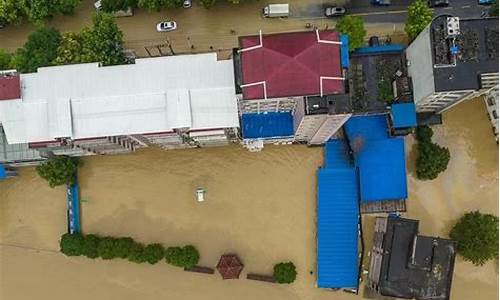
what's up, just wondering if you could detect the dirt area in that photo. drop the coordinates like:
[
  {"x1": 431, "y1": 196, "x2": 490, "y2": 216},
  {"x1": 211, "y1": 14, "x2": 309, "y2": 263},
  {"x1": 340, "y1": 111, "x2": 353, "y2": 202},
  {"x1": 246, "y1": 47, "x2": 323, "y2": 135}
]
[
  {"x1": 0, "y1": 0, "x2": 404, "y2": 57},
  {"x1": 0, "y1": 98, "x2": 498, "y2": 300}
]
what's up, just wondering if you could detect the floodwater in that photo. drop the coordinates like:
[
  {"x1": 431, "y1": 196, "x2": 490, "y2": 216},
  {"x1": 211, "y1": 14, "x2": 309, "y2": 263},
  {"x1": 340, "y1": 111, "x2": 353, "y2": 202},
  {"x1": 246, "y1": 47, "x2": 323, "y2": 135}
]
[
  {"x1": 0, "y1": 99, "x2": 498, "y2": 300},
  {"x1": 0, "y1": 0, "x2": 404, "y2": 57}
]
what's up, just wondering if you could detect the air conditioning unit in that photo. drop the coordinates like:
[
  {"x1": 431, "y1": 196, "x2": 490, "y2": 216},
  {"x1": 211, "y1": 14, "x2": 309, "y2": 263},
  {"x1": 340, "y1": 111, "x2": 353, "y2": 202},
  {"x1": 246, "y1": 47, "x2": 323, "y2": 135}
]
[{"x1": 446, "y1": 17, "x2": 460, "y2": 37}]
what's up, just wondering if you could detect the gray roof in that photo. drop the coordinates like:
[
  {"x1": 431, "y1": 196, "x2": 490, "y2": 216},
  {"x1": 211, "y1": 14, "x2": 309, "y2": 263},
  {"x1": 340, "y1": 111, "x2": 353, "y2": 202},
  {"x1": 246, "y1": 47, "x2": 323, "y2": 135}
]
[{"x1": 431, "y1": 16, "x2": 499, "y2": 92}]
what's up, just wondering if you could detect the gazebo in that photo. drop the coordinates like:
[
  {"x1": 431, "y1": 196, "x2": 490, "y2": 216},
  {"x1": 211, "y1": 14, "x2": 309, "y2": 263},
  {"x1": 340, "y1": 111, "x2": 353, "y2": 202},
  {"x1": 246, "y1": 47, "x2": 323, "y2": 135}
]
[{"x1": 216, "y1": 254, "x2": 244, "y2": 279}]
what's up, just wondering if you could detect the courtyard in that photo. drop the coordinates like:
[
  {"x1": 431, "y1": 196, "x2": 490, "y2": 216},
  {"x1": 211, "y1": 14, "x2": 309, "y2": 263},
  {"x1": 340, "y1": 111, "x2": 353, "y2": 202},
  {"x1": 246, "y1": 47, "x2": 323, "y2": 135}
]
[{"x1": 0, "y1": 99, "x2": 498, "y2": 300}]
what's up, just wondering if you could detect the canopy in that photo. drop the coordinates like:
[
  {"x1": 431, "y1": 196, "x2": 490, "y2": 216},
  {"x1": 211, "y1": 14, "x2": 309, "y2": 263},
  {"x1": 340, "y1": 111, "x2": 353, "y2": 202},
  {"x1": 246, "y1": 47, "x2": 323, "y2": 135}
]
[{"x1": 216, "y1": 254, "x2": 244, "y2": 279}]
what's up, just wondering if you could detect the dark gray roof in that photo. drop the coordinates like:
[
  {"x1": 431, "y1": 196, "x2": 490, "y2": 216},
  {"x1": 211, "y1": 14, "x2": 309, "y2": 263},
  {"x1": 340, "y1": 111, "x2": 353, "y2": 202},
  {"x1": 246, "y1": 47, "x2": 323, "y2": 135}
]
[
  {"x1": 378, "y1": 217, "x2": 456, "y2": 300},
  {"x1": 431, "y1": 16, "x2": 499, "y2": 92}
]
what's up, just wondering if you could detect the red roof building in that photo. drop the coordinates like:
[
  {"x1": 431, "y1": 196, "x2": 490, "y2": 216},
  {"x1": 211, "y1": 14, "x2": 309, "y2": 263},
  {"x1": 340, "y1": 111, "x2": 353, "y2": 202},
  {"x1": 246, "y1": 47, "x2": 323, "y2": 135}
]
[
  {"x1": 0, "y1": 74, "x2": 21, "y2": 101},
  {"x1": 239, "y1": 30, "x2": 344, "y2": 100}
]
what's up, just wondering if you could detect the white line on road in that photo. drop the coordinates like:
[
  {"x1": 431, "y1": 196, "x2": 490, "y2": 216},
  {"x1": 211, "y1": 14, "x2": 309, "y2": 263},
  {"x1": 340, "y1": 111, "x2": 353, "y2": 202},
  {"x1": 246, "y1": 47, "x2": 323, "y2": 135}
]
[{"x1": 351, "y1": 10, "x2": 408, "y2": 17}]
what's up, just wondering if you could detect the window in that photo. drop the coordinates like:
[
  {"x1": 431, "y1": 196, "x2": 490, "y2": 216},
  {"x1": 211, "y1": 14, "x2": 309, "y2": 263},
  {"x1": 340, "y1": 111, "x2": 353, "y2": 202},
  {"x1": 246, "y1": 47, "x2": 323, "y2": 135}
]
[{"x1": 492, "y1": 110, "x2": 498, "y2": 120}]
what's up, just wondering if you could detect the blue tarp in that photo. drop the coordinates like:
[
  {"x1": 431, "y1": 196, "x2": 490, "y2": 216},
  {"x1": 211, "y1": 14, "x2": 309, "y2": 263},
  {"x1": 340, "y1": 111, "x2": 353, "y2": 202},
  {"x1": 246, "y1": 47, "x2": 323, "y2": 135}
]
[
  {"x1": 67, "y1": 181, "x2": 81, "y2": 234},
  {"x1": 317, "y1": 167, "x2": 359, "y2": 288},
  {"x1": 340, "y1": 34, "x2": 350, "y2": 69},
  {"x1": 391, "y1": 103, "x2": 417, "y2": 129},
  {"x1": 0, "y1": 165, "x2": 5, "y2": 180},
  {"x1": 241, "y1": 112, "x2": 294, "y2": 139},
  {"x1": 353, "y1": 44, "x2": 404, "y2": 55},
  {"x1": 345, "y1": 115, "x2": 408, "y2": 202}
]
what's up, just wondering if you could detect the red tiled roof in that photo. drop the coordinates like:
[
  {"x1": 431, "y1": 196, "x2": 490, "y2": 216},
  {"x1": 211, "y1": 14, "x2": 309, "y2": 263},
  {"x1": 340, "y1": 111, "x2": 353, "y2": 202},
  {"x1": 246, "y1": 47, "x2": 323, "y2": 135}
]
[
  {"x1": 239, "y1": 31, "x2": 344, "y2": 100},
  {"x1": 0, "y1": 75, "x2": 21, "y2": 100}
]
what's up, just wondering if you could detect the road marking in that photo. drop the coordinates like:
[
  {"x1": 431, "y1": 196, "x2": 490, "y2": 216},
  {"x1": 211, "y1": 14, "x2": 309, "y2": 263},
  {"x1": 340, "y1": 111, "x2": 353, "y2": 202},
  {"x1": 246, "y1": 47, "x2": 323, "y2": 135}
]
[
  {"x1": 462, "y1": 5, "x2": 471, "y2": 8},
  {"x1": 351, "y1": 10, "x2": 408, "y2": 17}
]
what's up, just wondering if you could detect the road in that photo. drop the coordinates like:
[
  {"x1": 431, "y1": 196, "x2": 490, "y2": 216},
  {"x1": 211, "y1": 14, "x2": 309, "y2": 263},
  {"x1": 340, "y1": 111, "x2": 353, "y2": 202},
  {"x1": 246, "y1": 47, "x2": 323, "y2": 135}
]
[{"x1": 0, "y1": 0, "x2": 491, "y2": 58}]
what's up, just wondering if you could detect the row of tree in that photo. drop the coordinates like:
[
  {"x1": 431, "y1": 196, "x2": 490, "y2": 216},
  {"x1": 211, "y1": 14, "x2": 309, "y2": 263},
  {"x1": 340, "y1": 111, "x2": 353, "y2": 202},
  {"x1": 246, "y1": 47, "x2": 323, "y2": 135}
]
[
  {"x1": 60, "y1": 233, "x2": 200, "y2": 267},
  {"x1": 0, "y1": 12, "x2": 126, "y2": 73},
  {"x1": 0, "y1": 0, "x2": 81, "y2": 26},
  {"x1": 415, "y1": 126, "x2": 450, "y2": 180}
]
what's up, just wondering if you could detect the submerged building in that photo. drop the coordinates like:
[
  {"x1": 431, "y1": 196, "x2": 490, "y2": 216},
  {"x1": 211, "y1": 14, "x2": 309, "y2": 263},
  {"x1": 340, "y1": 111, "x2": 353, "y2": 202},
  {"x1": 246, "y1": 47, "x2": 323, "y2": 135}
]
[
  {"x1": 367, "y1": 217, "x2": 456, "y2": 300},
  {"x1": 0, "y1": 53, "x2": 240, "y2": 164},
  {"x1": 406, "y1": 16, "x2": 499, "y2": 114}
]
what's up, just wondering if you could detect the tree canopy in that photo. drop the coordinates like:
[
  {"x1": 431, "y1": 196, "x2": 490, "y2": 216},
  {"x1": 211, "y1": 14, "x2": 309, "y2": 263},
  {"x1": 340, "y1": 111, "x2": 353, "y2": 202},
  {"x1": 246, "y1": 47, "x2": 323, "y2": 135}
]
[
  {"x1": 35, "y1": 155, "x2": 79, "y2": 188},
  {"x1": 100, "y1": 0, "x2": 138, "y2": 12},
  {"x1": 165, "y1": 245, "x2": 200, "y2": 268},
  {"x1": 335, "y1": 16, "x2": 366, "y2": 51},
  {"x1": 0, "y1": 0, "x2": 81, "y2": 25},
  {"x1": 450, "y1": 211, "x2": 499, "y2": 266},
  {"x1": 490, "y1": 0, "x2": 498, "y2": 16},
  {"x1": 415, "y1": 126, "x2": 450, "y2": 180},
  {"x1": 273, "y1": 262, "x2": 297, "y2": 284},
  {"x1": 0, "y1": 49, "x2": 13, "y2": 70},
  {"x1": 137, "y1": 0, "x2": 182, "y2": 11},
  {"x1": 405, "y1": 0, "x2": 433, "y2": 40}
]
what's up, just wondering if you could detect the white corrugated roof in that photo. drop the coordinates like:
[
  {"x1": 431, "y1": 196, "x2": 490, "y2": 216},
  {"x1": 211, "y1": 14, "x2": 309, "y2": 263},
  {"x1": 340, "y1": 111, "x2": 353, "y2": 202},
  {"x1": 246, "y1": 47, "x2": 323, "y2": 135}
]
[{"x1": 0, "y1": 53, "x2": 239, "y2": 144}]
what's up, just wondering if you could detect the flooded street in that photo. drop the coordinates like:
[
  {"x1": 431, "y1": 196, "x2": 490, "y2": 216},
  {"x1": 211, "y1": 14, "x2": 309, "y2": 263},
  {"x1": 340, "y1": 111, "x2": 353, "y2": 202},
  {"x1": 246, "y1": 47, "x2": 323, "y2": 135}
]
[
  {"x1": 0, "y1": 0, "x2": 404, "y2": 57},
  {"x1": 0, "y1": 97, "x2": 498, "y2": 300}
]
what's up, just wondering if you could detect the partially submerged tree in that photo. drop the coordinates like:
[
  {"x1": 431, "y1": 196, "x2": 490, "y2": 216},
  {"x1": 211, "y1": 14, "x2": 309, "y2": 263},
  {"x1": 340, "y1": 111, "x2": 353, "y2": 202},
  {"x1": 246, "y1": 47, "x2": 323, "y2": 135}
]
[
  {"x1": 60, "y1": 233, "x2": 85, "y2": 256},
  {"x1": 450, "y1": 211, "x2": 499, "y2": 266},
  {"x1": 81, "y1": 234, "x2": 101, "y2": 258},
  {"x1": 137, "y1": 0, "x2": 182, "y2": 11},
  {"x1": 100, "y1": 0, "x2": 138, "y2": 12},
  {"x1": 36, "y1": 155, "x2": 79, "y2": 187},
  {"x1": 142, "y1": 243, "x2": 165, "y2": 264},
  {"x1": 165, "y1": 245, "x2": 200, "y2": 268},
  {"x1": 335, "y1": 16, "x2": 366, "y2": 51},
  {"x1": 200, "y1": 0, "x2": 217, "y2": 8},
  {"x1": 405, "y1": 0, "x2": 433, "y2": 41},
  {"x1": 0, "y1": 0, "x2": 27, "y2": 25},
  {"x1": 0, "y1": 49, "x2": 13, "y2": 70},
  {"x1": 415, "y1": 126, "x2": 450, "y2": 180},
  {"x1": 273, "y1": 262, "x2": 297, "y2": 284}
]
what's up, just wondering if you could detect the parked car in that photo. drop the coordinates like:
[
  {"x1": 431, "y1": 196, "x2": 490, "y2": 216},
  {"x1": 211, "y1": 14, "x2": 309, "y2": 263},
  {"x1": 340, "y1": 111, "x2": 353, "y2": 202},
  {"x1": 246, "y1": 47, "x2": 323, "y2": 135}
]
[
  {"x1": 428, "y1": 0, "x2": 449, "y2": 7},
  {"x1": 183, "y1": 0, "x2": 192, "y2": 8},
  {"x1": 371, "y1": 0, "x2": 391, "y2": 6},
  {"x1": 156, "y1": 21, "x2": 177, "y2": 32},
  {"x1": 94, "y1": 0, "x2": 102, "y2": 10},
  {"x1": 325, "y1": 6, "x2": 346, "y2": 17}
]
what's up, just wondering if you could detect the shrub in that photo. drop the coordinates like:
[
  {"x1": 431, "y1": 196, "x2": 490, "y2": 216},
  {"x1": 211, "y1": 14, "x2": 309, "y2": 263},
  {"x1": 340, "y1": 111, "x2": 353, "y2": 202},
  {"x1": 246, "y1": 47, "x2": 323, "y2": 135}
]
[
  {"x1": 60, "y1": 233, "x2": 84, "y2": 256},
  {"x1": 143, "y1": 243, "x2": 165, "y2": 264},
  {"x1": 114, "y1": 237, "x2": 135, "y2": 258},
  {"x1": 97, "y1": 237, "x2": 118, "y2": 260},
  {"x1": 165, "y1": 245, "x2": 199, "y2": 268},
  {"x1": 81, "y1": 234, "x2": 101, "y2": 258},
  {"x1": 450, "y1": 211, "x2": 499, "y2": 266},
  {"x1": 415, "y1": 125, "x2": 433, "y2": 143},
  {"x1": 273, "y1": 262, "x2": 297, "y2": 284},
  {"x1": 36, "y1": 155, "x2": 79, "y2": 187},
  {"x1": 128, "y1": 242, "x2": 147, "y2": 263}
]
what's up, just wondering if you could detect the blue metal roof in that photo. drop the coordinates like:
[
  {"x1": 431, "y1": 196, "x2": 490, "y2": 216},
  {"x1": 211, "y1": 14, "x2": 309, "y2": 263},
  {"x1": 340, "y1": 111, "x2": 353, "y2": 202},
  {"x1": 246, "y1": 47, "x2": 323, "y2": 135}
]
[
  {"x1": 0, "y1": 164, "x2": 5, "y2": 180},
  {"x1": 344, "y1": 115, "x2": 408, "y2": 202},
  {"x1": 391, "y1": 103, "x2": 417, "y2": 129},
  {"x1": 67, "y1": 181, "x2": 81, "y2": 234},
  {"x1": 317, "y1": 167, "x2": 359, "y2": 288},
  {"x1": 353, "y1": 44, "x2": 404, "y2": 55},
  {"x1": 340, "y1": 34, "x2": 350, "y2": 69},
  {"x1": 324, "y1": 140, "x2": 351, "y2": 169},
  {"x1": 241, "y1": 112, "x2": 294, "y2": 139}
]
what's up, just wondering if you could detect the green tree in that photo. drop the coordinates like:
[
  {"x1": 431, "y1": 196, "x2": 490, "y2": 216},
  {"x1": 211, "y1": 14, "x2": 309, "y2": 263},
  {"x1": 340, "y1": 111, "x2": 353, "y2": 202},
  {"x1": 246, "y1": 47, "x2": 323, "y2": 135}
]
[
  {"x1": 79, "y1": 13, "x2": 126, "y2": 66},
  {"x1": 81, "y1": 234, "x2": 101, "y2": 258},
  {"x1": 114, "y1": 237, "x2": 135, "y2": 258},
  {"x1": 36, "y1": 155, "x2": 79, "y2": 187},
  {"x1": 415, "y1": 125, "x2": 433, "y2": 143},
  {"x1": 56, "y1": 0, "x2": 82, "y2": 15},
  {"x1": 450, "y1": 211, "x2": 499, "y2": 266},
  {"x1": 128, "y1": 242, "x2": 147, "y2": 263},
  {"x1": 138, "y1": 0, "x2": 182, "y2": 11},
  {"x1": 405, "y1": 0, "x2": 433, "y2": 41},
  {"x1": 273, "y1": 262, "x2": 297, "y2": 284},
  {"x1": 165, "y1": 245, "x2": 199, "y2": 268},
  {"x1": 25, "y1": 0, "x2": 57, "y2": 23},
  {"x1": 335, "y1": 16, "x2": 366, "y2": 51},
  {"x1": 0, "y1": 49, "x2": 13, "y2": 70},
  {"x1": 415, "y1": 126, "x2": 450, "y2": 180},
  {"x1": 97, "y1": 237, "x2": 118, "y2": 259},
  {"x1": 12, "y1": 26, "x2": 61, "y2": 73},
  {"x1": 490, "y1": 0, "x2": 498, "y2": 16},
  {"x1": 60, "y1": 233, "x2": 84, "y2": 256},
  {"x1": 142, "y1": 243, "x2": 165, "y2": 264},
  {"x1": 101, "y1": 0, "x2": 137, "y2": 12},
  {"x1": 199, "y1": 0, "x2": 216, "y2": 8},
  {"x1": 54, "y1": 32, "x2": 85, "y2": 65},
  {"x1": 0, "y1": 0, "x2": 26, "y2": 25},
  {"x1": 377, "y1": 79, "x2": 393, "y2": 103}
]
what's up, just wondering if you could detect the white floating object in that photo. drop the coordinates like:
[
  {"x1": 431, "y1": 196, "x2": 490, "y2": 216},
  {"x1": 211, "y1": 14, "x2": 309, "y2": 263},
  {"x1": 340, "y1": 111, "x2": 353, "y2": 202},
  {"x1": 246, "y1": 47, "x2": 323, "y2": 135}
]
[{"x1": 196, "y1": 188, "x2": 206, "y2": 202}]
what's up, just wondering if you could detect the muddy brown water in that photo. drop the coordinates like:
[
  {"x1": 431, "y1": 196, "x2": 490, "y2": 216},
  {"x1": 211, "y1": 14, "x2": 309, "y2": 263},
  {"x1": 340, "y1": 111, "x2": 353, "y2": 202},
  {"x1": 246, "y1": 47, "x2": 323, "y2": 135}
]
[{"x1": 0, "y1": 98, "x2": 498, "y2": 299}]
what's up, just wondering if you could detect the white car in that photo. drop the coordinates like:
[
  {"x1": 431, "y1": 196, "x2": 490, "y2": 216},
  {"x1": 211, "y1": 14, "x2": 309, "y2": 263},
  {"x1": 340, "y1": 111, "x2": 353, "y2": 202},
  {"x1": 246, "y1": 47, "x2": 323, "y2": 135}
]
[
  {"x1": 156, "y1": 21, "x2": 177, "y2": 32},
  {"x1": 183, "y1": 0, "x2": 192, "y2": 8},
  {"x1": 325, "y1": 6, "x2": 346, "y2": 17}
]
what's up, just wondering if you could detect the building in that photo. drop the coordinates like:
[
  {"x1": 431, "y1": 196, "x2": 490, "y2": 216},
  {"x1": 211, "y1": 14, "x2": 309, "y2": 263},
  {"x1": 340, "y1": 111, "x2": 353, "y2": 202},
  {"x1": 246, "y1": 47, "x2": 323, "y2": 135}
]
[
  {"x1": 367, "y1": 217, "x2": 456, "y2": 300},
  {"x1": 406, "y1": 15, "x2": 499, "y2": 113},
  {"x1": 483, "y1": 86, "x2": 499, "y2": 141},
  {"x1": 0, "y1": 53, "x2": 239, "y2": 164},
  {"x1": 235, "y1": 30, "x2": 352, "y2": 147}
]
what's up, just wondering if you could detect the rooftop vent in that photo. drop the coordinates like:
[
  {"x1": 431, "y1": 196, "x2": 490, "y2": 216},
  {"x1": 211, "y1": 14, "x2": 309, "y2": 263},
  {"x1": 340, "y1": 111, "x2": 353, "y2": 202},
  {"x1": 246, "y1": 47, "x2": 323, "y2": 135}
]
[{"x1": 446, "y1": 17, "x2": 460, "y2": 38}]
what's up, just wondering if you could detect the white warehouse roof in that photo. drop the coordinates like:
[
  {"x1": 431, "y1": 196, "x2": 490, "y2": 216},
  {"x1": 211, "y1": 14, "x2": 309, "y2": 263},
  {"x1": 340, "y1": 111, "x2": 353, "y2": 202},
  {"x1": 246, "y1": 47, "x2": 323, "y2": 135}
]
[{"x1": 0, "y1": 53, "x2": 239, "y2": 144}]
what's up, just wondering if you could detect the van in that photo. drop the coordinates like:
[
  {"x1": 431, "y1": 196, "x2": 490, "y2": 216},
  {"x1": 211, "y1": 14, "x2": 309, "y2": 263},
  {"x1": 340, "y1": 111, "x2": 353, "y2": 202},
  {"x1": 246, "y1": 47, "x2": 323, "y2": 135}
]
[{"x1": 262, "y1": 4, "x2": 289, "y2": 18}]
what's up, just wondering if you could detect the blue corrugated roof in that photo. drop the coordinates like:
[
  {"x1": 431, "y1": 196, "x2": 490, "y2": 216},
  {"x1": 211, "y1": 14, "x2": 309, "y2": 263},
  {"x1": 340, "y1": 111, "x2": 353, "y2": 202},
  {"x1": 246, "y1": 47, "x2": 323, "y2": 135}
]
[
  {"x1": 0, "y1": 164, "x2": 5, "y2": 180},
  {"x1": 340, "y1": 34, "x2": 350, "y2": 69},
  {"x1": 317, "y1": 167, "x2": 359, "y2": 288},
  {"x1": 353, "y1": 44, "x2": 404, "y2": 55},
  {"x1": 67, "y1": 181, "x2": 81, "y2": 234},
  {"x1": 391, "y1": 103, "x2": 417, "y2": 128},
  {"x1": 324, "y1": 140, "x2": 351, "y2": 169},
  {"x1": 241, "y1": 112, "x2": 294, "y2": 139},
  {"x1": 344, "y1": 115, "x2": 408, "y2": 202}
]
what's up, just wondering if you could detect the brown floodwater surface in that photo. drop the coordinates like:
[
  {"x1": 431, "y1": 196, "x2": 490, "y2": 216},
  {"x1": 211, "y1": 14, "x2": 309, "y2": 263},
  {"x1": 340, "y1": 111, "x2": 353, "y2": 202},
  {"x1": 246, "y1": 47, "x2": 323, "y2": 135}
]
[{"x1": 1, "y1": 99, "x2": 498, "y2": 300}]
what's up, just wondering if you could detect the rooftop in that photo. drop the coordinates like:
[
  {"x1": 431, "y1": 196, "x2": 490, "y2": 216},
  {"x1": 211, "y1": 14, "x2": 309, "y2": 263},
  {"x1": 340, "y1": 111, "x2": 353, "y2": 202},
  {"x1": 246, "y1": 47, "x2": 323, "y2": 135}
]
[
  {"x1": 377, "y1": 217, "x2": 456, "y2": 300},
  {"x1": 0, "y1": 73, "x2": 21, "y2": 101},
  {"x1": 0, "y1": 53, "x2": 239, "y2": 144},
  {"x1": 431, "y1": 16, "x2": 499, "y2": 92},
  {"x1": 238, "y1": 30, "x2": 344, "y2": 100}
]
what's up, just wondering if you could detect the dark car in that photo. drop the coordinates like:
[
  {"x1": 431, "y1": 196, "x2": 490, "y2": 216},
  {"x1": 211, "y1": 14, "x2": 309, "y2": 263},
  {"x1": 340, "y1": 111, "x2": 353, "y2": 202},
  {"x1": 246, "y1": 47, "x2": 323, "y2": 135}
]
[{"x1": 428, "y1": 0, "x2": 449, "y2": 7}]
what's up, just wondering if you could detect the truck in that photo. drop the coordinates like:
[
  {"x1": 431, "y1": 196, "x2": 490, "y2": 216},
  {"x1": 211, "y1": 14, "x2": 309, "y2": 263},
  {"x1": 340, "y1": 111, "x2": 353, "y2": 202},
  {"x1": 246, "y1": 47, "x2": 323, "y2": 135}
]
[{"x1": 262, "y1": 4, "x2": 289, "y2": 18}]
